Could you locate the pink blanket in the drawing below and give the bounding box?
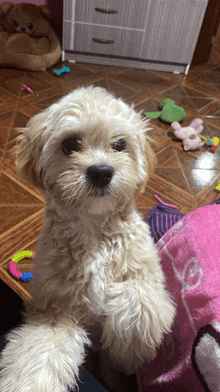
[138,205,220,392]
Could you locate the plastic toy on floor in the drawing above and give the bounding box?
[171,118,204,151]
[8,250,35,282]
[145,99,186,124]
[21,84,39,96]
[215,181,220,192]
[200,135,220,152]
[52,65,70,76]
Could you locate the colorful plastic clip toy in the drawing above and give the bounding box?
[8,250,35,282]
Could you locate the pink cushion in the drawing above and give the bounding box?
[138,205,220,391]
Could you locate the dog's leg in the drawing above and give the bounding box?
[100,220,176,374]
[0,317,90,392]
[101,278,175,374]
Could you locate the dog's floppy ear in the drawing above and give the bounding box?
[138,137,157,193]
[145,138,157,179]
[15,123,45,190]
[15,101,61,190]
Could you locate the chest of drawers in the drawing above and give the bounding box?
[62,0,209,74]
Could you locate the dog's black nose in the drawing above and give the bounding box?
[87,165,114,188]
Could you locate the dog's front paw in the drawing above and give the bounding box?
[0,322,90,392]
[102,281,176,372]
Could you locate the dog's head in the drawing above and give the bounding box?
[16,86,156,215]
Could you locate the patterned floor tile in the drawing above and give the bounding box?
[185,78,220,100]
[182,168,219,196]
[0,128,10,151]
[110,68,171,93]
[174,148,220,170]
[0,172,43,204]
[143,174,197,212]
[0,205,43,237]
[0,110,17,129]
[1,149,45,202]
[0,207,44,266]
[78,62,131,75]
[91,78,139,100]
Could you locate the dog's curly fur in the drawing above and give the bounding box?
[0,86,176,392]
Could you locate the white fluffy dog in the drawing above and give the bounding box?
[0,86,175,392]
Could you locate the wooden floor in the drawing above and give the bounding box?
[1,36,220,301]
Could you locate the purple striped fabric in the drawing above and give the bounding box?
[146,197,220,243]
[145,204,184,243]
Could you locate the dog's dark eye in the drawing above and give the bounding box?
[62,138,81,155]
[28,23,33,29]
[13,21,19,27]
[112,139,126,152]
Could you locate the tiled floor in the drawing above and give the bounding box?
[1,34,220,301]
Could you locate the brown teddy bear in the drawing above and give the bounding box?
[0,2,61,71]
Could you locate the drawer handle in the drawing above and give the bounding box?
[93,38,114,44]
[95,7,118,14]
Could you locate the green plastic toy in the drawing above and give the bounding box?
[144,99,186,124]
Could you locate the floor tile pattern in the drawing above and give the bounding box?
[0,33,220,300]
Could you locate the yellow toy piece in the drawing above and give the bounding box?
[212,137,220,147]
[211,137,219,152]
[215,181,220,192]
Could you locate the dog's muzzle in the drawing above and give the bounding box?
[86,164,114,190]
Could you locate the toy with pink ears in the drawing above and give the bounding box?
[171,118,204,151]
[171,118,220,152]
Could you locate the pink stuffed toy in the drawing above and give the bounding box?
[171,119,204,151]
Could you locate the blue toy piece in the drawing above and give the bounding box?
[20,273,34,282]
[8,250,35,282]
[52,66,70,76]
[206,136,213,146]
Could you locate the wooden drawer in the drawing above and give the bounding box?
[63,0,149,30]
[63,22,144,58]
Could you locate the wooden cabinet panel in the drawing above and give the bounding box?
[64,0,149,30]
[63,22,144,58]
[141,0,209,63]
[62,0,209,73]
